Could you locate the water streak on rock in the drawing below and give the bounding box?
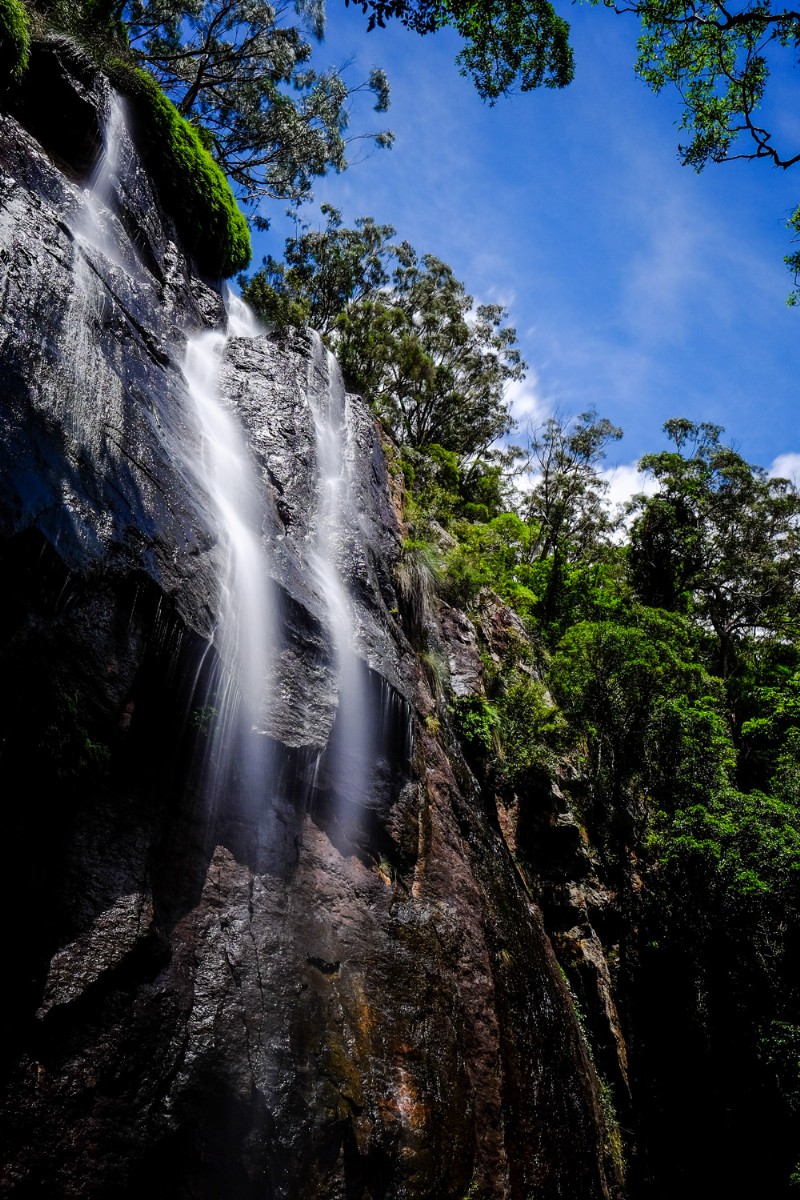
[181,292,271,811]
[307,339,376,825]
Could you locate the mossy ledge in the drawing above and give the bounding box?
[3,0,249,278]
[107,61,251,279]
[0,0,31,81]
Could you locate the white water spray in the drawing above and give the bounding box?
[58,90,140,451]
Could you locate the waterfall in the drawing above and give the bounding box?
[182,294,272,810]
[307,341,376,823]
[52,88,144,454]
[76,90,138,271]
[70,87,383,824]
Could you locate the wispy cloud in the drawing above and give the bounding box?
[504,372,552,429]
[770,452,800,483]
[601,462,658,515]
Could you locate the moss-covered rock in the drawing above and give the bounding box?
[0,0,31,81]
[109,62,251,279]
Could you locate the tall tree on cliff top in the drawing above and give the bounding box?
[335,250,523,456]
[123,0,392,222]
[242,209,524,461]
[630,418,800,675]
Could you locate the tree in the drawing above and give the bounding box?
[553,606,730,808]
[519,410,623,631]
[122,0,392,221]
[523,409,623,563]
[240,203,400,330]
[620,0,799,173]
[630,418,800,676]
[344,0,574,101]
[334,250,523,458]
[243,217,525,462]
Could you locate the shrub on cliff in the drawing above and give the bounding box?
[0,0,31,81]
[109,63,251,277]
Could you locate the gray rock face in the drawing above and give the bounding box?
[0,47,615,1200]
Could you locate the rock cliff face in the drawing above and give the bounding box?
[0,44,617,1199]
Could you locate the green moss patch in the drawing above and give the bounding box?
[109,62,251,279]
[0,0,31,81]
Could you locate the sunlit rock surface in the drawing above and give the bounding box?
[0,44,616,1199]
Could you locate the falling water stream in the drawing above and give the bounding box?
[182,294,271,809]
[76,87,385,821]
[71,87,273,809]
[307,344,375,820]
[76,91,138,270]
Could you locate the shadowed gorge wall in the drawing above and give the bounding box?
[0,42,615,1200]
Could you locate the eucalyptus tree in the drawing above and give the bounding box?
[519,409,623,632]
[243,216,524,462]
[344,0,574,100]
[523,409,623,563]
[630,418,800,675]
[241,203,400,329]
[123,0,392,221]
[333,250,523,460]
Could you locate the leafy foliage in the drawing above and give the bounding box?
[787,203,800,304]
[335,250,523,457]
[523,409,623,563]
[449,693,500,755]
[495,672,567,786]
[442,512,537,611]
[122,0,392,221]
[630,418,800,675]
[657,786,800,903]
[623,0,800,172]
[552,606,729,807]
[241,203,399,331]
[345,0,574,101]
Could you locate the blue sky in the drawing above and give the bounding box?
[251,3,800,491]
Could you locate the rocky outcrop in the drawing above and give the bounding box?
[435,589,631,1187]
[0,44,616,1199]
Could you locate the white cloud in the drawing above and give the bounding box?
[601,462,658,514]
[769,452,800,484]
[504,372,551,428]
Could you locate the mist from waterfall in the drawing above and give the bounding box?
[58,89,140,450]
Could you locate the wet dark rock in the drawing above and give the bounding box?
[440,604,484,698]
[0,57,616,1200]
